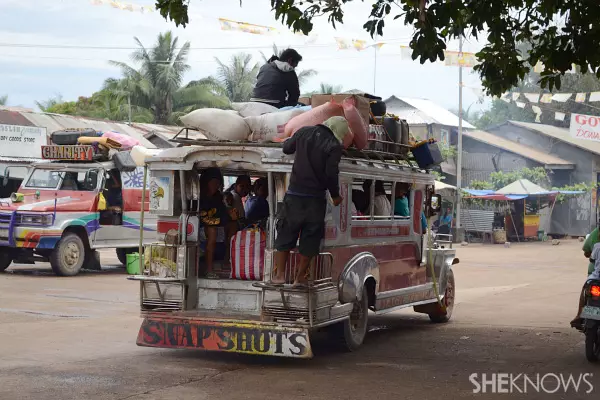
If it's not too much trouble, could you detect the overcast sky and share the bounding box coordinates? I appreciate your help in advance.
[0,0,487,112]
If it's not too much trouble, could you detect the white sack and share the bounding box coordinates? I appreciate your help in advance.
[232,102,278,117]
[180,108,250,141]
[245,109,306,142]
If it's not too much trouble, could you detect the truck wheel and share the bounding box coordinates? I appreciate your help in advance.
[333,287,369,351]
[585,322,600,362]
[116,248,138,266]
[0,251,12,272]
[429,269,455,323]
[116,248,127,265]
[50,233,85,276]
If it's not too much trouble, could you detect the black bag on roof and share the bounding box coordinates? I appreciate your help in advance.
[51,129,97,145]
[112,151,137,172]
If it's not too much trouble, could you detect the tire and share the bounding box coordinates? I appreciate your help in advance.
[334,286,369,351]
[429,269,455,323]
[585,322,600,363]
[116,248,127,265]
[0,250,12,272]
[50,233,86,276]
[116,247,138,266]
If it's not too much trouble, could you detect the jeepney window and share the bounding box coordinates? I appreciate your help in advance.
[364,179,393,220]
[392,181,412,220]
[25,169,62,189]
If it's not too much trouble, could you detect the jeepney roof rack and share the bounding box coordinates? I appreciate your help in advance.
[170,127,425,172]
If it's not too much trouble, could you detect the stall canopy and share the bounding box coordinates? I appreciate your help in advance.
[463,179,583,200]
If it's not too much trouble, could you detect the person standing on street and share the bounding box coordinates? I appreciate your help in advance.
[269,116,351,287]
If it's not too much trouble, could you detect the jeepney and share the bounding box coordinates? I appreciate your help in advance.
[131,139,457,358]
[0,144,158,276]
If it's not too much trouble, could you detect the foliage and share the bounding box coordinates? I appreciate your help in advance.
[553,182,597,204]
[214,53,260,103]
[439,143,457,161]
[302,82,344,97]
[155,0,600,96]
[469,180,494,190]
[488,167,550,191]
[259,43,317,87]
[0,95,7,106]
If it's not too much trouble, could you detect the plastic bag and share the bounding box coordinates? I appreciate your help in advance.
[180,109,250,141]
[281,100,344,139]
[231,102,278,117]
[97,193,107,211]
[342,97,368,150]
[245,109,306,142]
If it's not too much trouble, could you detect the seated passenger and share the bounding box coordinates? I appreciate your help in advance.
[364,180,391,216]
[352,189,368,216]
[105,171,122,211]
[394,183,410,217]
[224,175,251,222]
[245,178,269,225]
[199,168,236,278]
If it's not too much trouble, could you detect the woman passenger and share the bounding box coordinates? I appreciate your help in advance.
[245,178,269,224]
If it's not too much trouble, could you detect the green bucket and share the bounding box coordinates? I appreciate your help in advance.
[126,252,141,275]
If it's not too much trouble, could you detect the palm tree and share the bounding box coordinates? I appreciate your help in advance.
[0,95,7,106]
[260,44,317,87]
[108,31,191,124]
[302,82,343,97]
[35,95,64,112]
[214,53,260,103]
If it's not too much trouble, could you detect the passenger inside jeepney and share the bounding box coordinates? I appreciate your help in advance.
[60,172,79,191]
[351,189,368,217]
[199,168,237,278]
[394,182,410,217]
[363,180,392,216]
[224,175,251,224]
[245,177,269,225]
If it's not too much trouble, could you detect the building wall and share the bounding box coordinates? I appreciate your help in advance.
[487,124,599,236]
[461,138,538,187]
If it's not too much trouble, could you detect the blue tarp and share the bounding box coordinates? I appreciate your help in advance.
[462,188,583,201]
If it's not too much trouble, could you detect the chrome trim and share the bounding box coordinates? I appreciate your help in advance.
[376,283,434,300]
[338,252,379,304]
[375,298,440,315]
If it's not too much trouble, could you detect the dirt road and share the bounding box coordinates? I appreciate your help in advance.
[0,241,598,399]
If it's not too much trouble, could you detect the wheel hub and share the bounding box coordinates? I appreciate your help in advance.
[63,242,80,268]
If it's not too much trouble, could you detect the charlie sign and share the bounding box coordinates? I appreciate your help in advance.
[570,113,600,141]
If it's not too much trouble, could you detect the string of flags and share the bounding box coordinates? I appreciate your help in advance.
[499,91,600,122]
[89,0,154,13]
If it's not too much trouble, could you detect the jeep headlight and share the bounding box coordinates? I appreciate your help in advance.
[18,213,53,226]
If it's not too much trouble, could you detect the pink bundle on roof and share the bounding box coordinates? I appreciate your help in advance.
[342,97,368,150]
[101,131,140,149]
[279,100,345,141]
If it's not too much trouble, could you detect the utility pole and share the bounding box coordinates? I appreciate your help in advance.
[373,38,378,94]
[455,36,464,237]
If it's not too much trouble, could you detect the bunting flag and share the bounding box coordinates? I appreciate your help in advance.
[590,92,600,102]
[540,93,553,103]
[524,93,539,103]
[219,18,278,35]
[512,92,521,101]
[89,0,153,12]
[555,112,566,121]
[532,105,542,122]
[552,93,572,102]
[444,51,477,67]
[575,93,587,103]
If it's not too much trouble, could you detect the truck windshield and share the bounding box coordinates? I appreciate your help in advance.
[25,169,63,189]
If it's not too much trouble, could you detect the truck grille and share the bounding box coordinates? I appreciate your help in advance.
[0,212,13,243]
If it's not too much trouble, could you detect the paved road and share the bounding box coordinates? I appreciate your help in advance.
[0,242,598,399]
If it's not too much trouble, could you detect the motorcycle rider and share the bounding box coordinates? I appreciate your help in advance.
[571,240,600,328]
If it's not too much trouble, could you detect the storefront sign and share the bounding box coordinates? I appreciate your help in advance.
[0,124,46,158]
[41,145,93,160]
[137,318,312,358]
[570,113,600,141]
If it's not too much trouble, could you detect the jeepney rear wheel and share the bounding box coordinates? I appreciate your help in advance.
[429,269,455,323]
[338,286,369,351]
[50,233,85,277]
[0,250,12,272]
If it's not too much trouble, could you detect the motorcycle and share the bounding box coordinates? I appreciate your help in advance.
[578,279,600,362]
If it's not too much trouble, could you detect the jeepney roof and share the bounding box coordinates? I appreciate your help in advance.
[146,142,435,184]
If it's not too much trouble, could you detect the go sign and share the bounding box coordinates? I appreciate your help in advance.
[570,113,600,141]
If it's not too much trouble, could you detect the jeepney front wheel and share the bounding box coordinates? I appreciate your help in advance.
[336,286,369,351]
[50,233,86,276]
[0,250,12,272]
[428,269,455,323]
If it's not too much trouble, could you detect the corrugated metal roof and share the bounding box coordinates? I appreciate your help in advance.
[384,95,476,129]
[0,110,36,127]
[464,129,574,167]
[508,120,600,156]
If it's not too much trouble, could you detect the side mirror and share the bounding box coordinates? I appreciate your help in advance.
[430,194,442,213]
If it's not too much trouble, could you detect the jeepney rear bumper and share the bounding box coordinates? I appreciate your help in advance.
[137,313,313,359]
